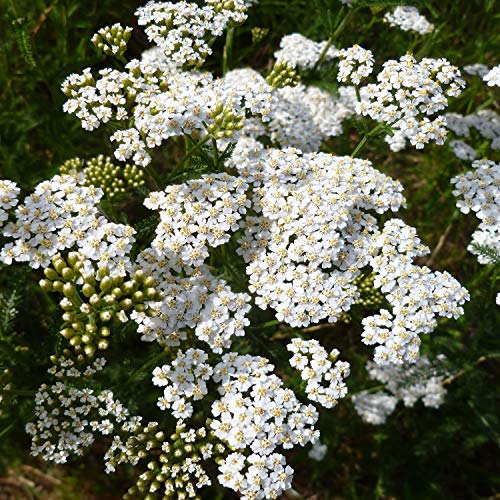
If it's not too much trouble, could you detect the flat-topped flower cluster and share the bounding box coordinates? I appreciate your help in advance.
[0,0,488,497]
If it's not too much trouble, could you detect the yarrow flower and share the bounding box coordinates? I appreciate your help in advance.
[352,356,449,424]
[0,172,135,274]
[384,7,434,36]
[356,54,466,151]
[337,45,374,85]
[287,339,350,408]
[274,33,337,70]
[451,159,500,265]
[483,65,500,86]
[0,179,20,228]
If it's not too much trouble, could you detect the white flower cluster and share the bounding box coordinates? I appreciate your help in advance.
[144,173,249,267]
[351,391,398,425]
[446,109,500,155]
[337,45,374,85]
[62,62,272,166]
[211,353,319,498]
[287,338,350,408]
[0,179,20,228]
[136,0,257,67]
[152,348,213,420]
[308,439,328,461]
[483,65,500,87]
[133,252,251,352]
[463,63,490,78]
[384,7,434,35]
[274,33,337,70]
[0,172,135,274]
[364,219,469,364]
[218,451,293,500]
[357,54,465,151]
[265,84,357,151]
[26,358,130,463]
[352,356,448,425]
[231,138,405,329]
[448,139,478,161]
[451,159,500,264]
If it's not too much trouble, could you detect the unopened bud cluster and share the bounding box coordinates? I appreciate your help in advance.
[251,26,268,44]
[106,422,222,499]
[39,253,162,358]
[91,23,132,58]
[207,102,245,139]
[266,60,300,88]
[61,155,145,199]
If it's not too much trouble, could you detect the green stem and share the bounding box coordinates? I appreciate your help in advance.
[0,422,16,440]
[0,388,36,397]
[145,163,161,191]
[350,134,369,158]
[313,8,354,71]
[222,26,235,75]
[112,349,170,391]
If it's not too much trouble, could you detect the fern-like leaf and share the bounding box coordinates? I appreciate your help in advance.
[11,17,36,68]
[470,243,500,265]
[0,291,21,338]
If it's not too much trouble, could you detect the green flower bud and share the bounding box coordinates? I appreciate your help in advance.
[97,339,109,350]
[44,268,59,281]
[84,345,96,357]
[82,283,96,297]
[61,267,75,281]
[86,323,98,334]
[60,328,74,339]
[100,276,113,292]
[100,326,111,337]
[39,279,53,291]
[69,335,81,346]
[100,310,113,322]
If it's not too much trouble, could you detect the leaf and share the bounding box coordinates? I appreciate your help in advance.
[352,0,424,9]
[10,17,36,68]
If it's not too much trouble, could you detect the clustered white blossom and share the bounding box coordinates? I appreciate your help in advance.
[0,172,135,274]
[463,63,490,78]
[448,139,478,161]
[26,357,129,463]
[211,353,319,499]
[144,173,249,267]
[133,251,251,352]
[363,220,469,364]
[337,45,374,85]
[136,0,258,67]
[446,109,500,155]
[4,0,477,497]
[383,7,434,35]
[352,356,449,424]
[0,179,20,228]
[287,339,350,408]
[356,54,465,151]
[218,451,293,499]
[62,62,272,166]
[483,65,500,87]
[451,159,500,264]
[308,439,328,461]
[264,84,357,151]
[274,33,337,70]
[152,348,213,419]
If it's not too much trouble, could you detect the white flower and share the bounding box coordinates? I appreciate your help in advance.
[483,65,500,87]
